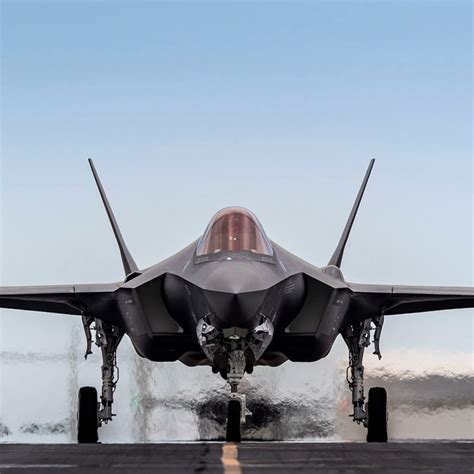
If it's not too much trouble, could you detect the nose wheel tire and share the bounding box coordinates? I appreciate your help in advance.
[226,399,241,442]
[366,387,388,442]
[77,386,99,444]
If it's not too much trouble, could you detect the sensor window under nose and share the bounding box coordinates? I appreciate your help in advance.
[196,207,273,257]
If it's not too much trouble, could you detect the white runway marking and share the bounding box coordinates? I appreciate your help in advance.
[221,442,242,474]
[0,464,77,469]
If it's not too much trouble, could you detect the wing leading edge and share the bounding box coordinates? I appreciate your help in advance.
[347,282,474,322]
[0,283,120,320]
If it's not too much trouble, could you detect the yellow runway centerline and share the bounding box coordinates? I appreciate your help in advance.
[221,443,242,474]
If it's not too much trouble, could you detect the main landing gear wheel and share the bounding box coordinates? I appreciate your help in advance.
[226,399,241,442]
[366,387,388,442]
[77,386,99,444]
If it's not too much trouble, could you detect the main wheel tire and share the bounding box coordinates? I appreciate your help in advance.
[367,387,388,442]
[77,386,99,444]
[226,400,241,442]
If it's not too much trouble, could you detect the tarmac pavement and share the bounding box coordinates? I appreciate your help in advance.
[0,442,472,473]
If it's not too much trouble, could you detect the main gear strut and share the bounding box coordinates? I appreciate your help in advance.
[95,320,123,424]
[342,314,385,426]
[80,315,123,440]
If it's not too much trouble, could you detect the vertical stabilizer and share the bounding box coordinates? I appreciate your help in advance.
[328,159,375,268]
[88,159,138,276]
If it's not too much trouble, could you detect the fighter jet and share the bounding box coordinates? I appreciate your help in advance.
[1,159,472,443]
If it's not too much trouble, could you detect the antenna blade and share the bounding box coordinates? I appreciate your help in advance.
[328,159,375,268]
[88,159,138,276]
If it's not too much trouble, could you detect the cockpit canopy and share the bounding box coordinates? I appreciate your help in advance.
[196,207,273,257]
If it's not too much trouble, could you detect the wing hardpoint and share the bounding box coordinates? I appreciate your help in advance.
[347,282,474,321]
[0,283,119,320]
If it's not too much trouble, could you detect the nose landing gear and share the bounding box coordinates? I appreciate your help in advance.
[225,348,250,442]
[226,399,242,442]
[196,316,274,442]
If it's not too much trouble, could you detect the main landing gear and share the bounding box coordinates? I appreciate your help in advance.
[77,386,98,443]
[77,317,123,443]
[342,314,388,442]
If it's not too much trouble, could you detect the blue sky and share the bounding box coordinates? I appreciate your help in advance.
[1,0,472,371]
[3,1,471,166]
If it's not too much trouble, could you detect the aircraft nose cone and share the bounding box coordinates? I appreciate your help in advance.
[204,289,266,329]
[200,262,271,329]
[202,261,269,294]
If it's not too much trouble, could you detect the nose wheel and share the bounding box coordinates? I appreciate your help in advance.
[196,318,275,442]
[226,399,242,442]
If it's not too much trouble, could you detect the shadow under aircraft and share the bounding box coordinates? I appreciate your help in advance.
[1,159,473,442]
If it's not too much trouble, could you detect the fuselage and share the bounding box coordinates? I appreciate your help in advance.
[119,257,346,369]
[164,252,304,330]
[111,207,350,369]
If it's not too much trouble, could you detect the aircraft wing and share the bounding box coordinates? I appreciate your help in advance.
[0,282,120,319]
[347,282,474,321]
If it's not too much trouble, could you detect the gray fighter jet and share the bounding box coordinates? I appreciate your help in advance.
[1,159,472,443]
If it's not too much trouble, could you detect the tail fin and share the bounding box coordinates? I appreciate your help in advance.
[328,159,375,268]
[88,159,138,276]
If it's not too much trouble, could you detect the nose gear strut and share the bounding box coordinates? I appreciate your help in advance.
[196,315,274,441]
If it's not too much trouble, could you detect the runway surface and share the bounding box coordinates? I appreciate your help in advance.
[0,442,472,473]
